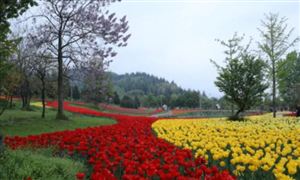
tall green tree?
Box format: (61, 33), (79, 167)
(213, 33), (246, 115)
(113, 92), (120, 105)
(133, 96), (140, 109)
(214, 54), (268, 119)
(277, 51), (300, 108)
(213, 34), (268, 119)
(72, 85), (80, 100)
(120, 95), (135, 108)
(258, 13), (299, 117)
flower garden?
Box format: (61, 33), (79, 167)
(152, 116), (300, 180)
(3, 102), (300, 179)
(4, 102), (234, 180)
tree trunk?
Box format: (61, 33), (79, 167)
(272, 60), (276, 118)
(0, 132), (3, 154)
(9, 95), (13, 108)
(0, 106), (7, 116)
(56, 31), (68, 120)
(41, 77), (46, 118)
(21, 95), (25, 108)
(0, 96), (9, 116)
(231, 108), (244, 121)
(21, 79), (31, 110)
(27, 95), (31, 110)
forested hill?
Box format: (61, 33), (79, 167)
(107, 72), (220, 109)
(108, 72), (184, 97)
(69, 70), (220, 108)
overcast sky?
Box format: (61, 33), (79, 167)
(107, 0), (300, 97)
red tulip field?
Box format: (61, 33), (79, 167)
(4, 102), (234, 180)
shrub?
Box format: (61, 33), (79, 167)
(0, 149), (86, 180)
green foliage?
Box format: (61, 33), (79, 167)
(0, 61), (13, 89)
(0, 0), (36, 60)
(0, 132), (4, 155)
(72, 85), (81, 100)
(113, 91), (120, 105)
(108, 72), (215, 108)
(214, 53), (268, 119)
(0, 105), (116, 136)
(143, 94), (160, 107)
(0, 64), (22, 115)
(277, 51), (300, 108)
(133, 96), (140, 108)
(120, 95), (138, 108)
(0, 148), (85, 180)
(0, 1), (36, 116)
(109, 72), (184, 97)
(168, 91), (200, 108)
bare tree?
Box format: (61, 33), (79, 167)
(10, 35), (35, 110)
(31, 0), (130, 120)
(81, 56), (111, 103)
(25, 33), (56, 118)
(258, 13), (299, 118)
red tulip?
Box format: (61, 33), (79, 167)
(4, 101), (235, 180)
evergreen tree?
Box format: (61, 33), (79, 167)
(134, 96), (140, 109)
(120, 95), (135, 108)
(72, 86), (80, 100)
(113, 92), (120, 105)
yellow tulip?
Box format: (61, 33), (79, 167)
(152, 115), (300, 178)
(220, 161), (226, 167)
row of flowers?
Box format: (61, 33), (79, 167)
(170, 109), (263, 117)
(283, 112), (297, 117)
(5, 101), (234, 180)
(152, 116), (300, 180)
(98, 103), (163, 115)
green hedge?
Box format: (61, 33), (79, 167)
(0, 149), (86, 180)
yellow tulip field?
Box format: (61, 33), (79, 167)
(152, 115), (300, 180)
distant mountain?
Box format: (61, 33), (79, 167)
(108, 72), (184, 98)
(108, 72), (207, 108)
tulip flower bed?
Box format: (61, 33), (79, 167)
(152, 116), (300, 180)
(30, 102), (49, 108)
(171, 109), (202, 116)
(283, 112), (297, 117)
(4, 102), (234, 180)
(98, 103), (164, 115)
(171, 109), (263, 118)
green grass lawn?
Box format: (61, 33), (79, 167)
(0, 102), (116, 179)
(0, 104), (116, 137)
(0, 148), (87, 180)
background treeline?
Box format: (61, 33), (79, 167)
(68, 71), (221, 109)
(4, 57), (299, 111)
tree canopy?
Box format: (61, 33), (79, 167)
(213, 34), (268, 119)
